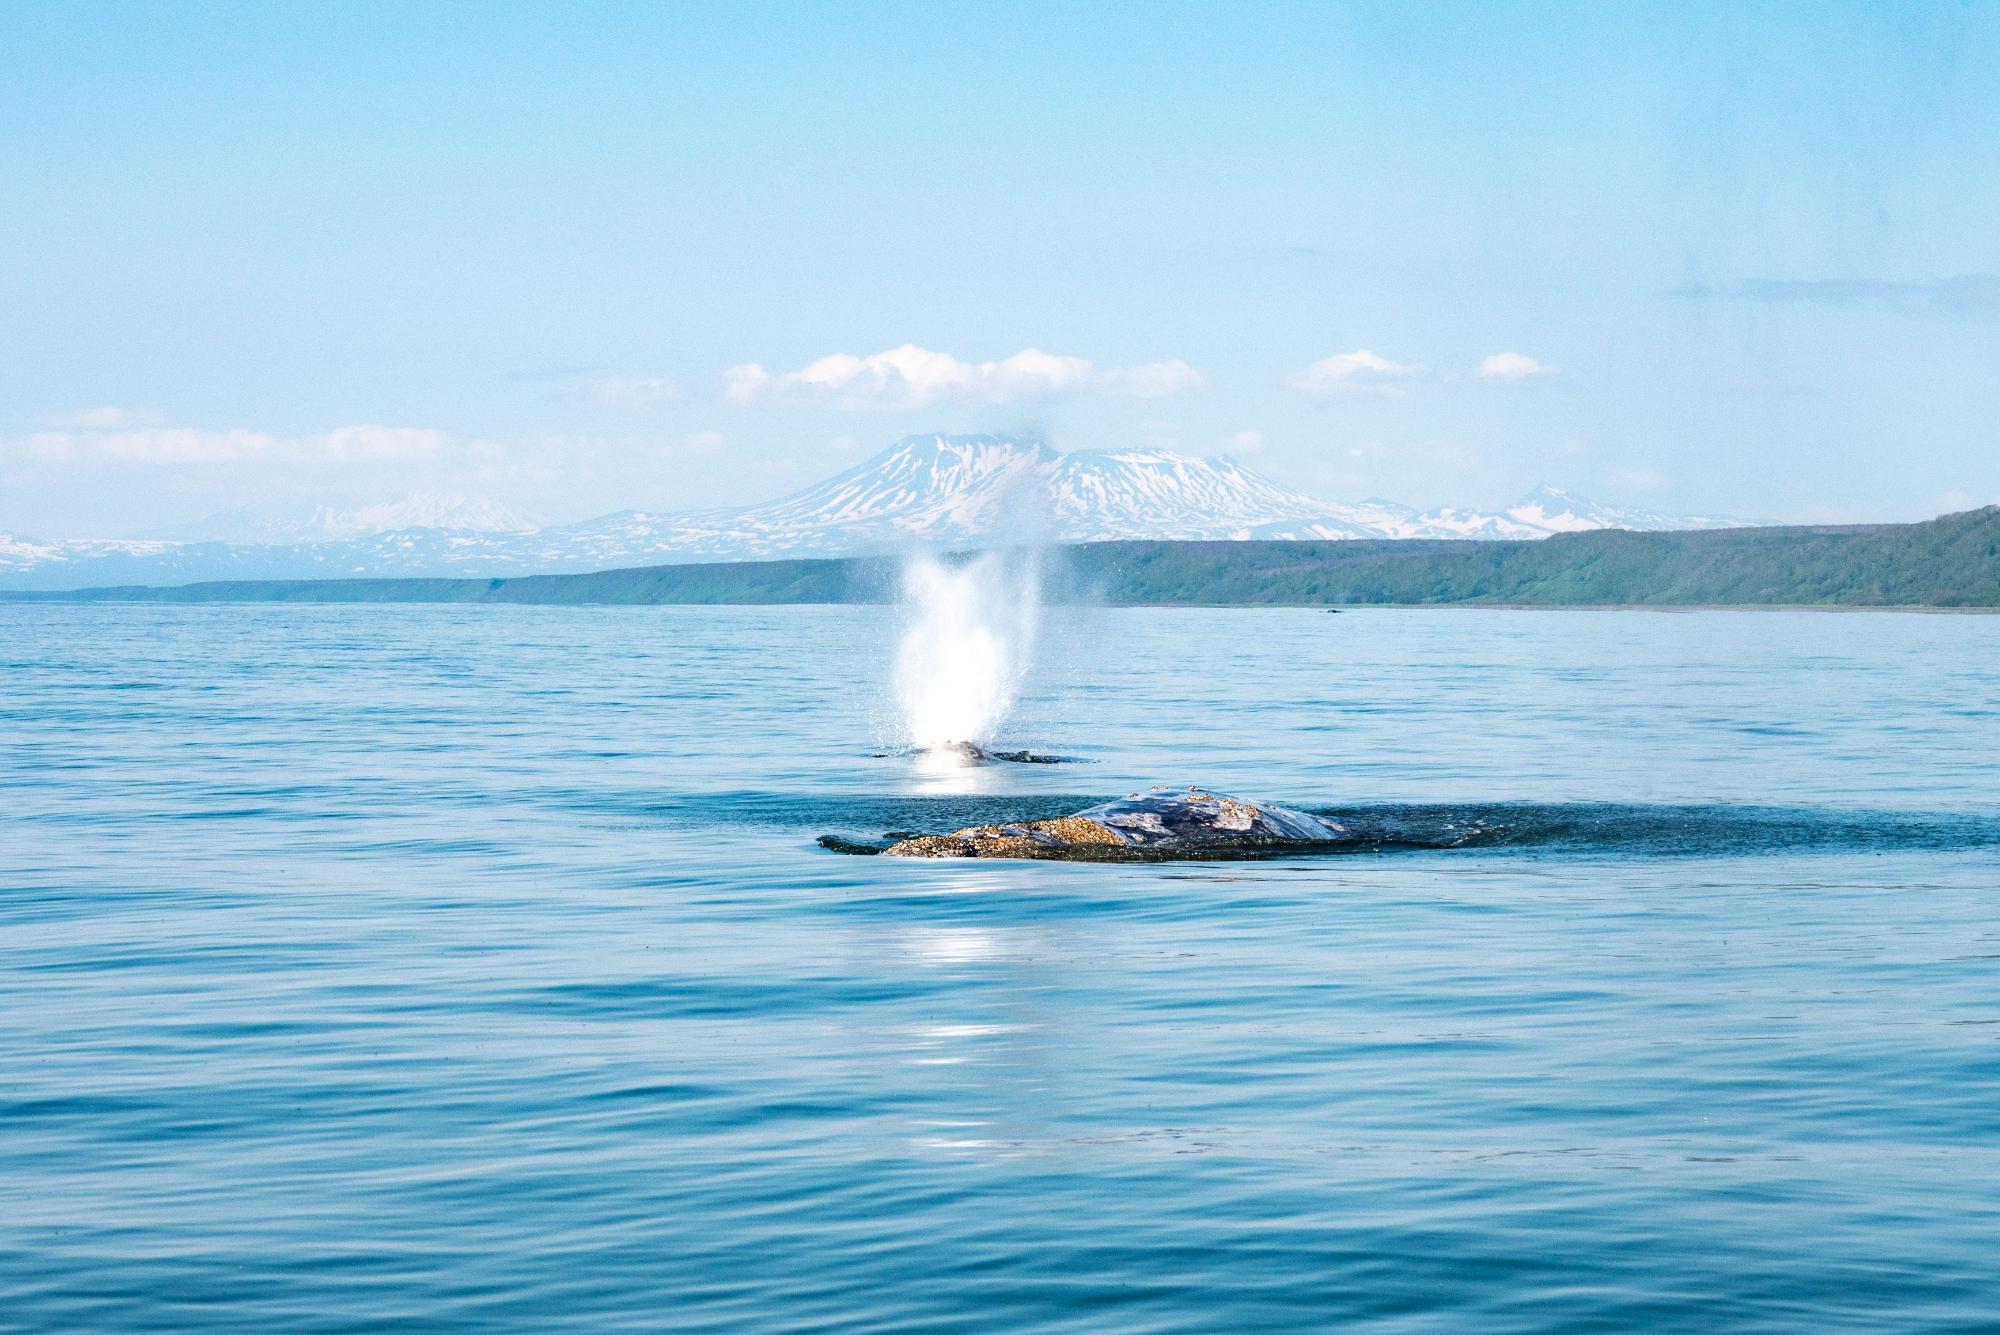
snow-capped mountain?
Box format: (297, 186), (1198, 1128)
(0, 434), (1752, 590)
(1050, 448), (1397, 540)
(1497, 484), (1743, 536)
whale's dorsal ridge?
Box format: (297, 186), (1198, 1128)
(882, 788), (1351, 861)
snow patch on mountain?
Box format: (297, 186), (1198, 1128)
(1502, 484), (1742, 534)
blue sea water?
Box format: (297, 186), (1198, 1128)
(3, 602), (1999, 1332)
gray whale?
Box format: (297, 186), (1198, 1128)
(882, 787), (1352, 860)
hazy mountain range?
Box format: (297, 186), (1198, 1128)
(140, 493), (542, 546)
(0, 434), (1750, 590)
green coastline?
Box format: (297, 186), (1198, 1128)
(7, 506), (1997, 609)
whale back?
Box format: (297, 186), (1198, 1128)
(1076, 789), (1346, 849)
(881, 788), (1348, 859)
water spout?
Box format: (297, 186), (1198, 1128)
(893, 548), (1041, 755)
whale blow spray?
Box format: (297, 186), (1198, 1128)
(894, 548), (1042, 753)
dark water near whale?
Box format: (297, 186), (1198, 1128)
(4, 603), (1999, 1332)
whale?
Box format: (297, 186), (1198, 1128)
(878, 787), (1353, 860)
(873, 742), (1072, 764)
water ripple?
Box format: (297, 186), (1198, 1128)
(4, 604), (2000, 1330)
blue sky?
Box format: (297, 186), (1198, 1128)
(3, 1), (1996, 536)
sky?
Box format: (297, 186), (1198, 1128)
(3, 0), (1997, 538)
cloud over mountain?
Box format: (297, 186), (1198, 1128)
(1291, 350), (1423, 395)
(9, 419), (448, 465)
(722, 345), (1200, 409)
(1097, 359), (1205, 397)
(1475, 352), (1558, 382)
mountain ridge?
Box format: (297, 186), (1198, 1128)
(140, 491), (542, 545)
(2, 433), (1754, 590)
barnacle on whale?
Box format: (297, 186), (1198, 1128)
(875, 787), (1351, 861)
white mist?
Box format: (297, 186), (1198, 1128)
(893, 548), (1042, 753)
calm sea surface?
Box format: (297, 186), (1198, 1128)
(4, 603), (1999, 1332)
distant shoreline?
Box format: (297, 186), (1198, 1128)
(6, 597), (1997, 615)
(3, 509), (1997, 610)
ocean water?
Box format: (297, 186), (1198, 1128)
(4, 602), (1999, 1332)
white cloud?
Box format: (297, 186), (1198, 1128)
(1098, 359), (1204, 398)
(722, 363), (773, 404)
(726, 344), (1087, 409)
(316, 426), (447, 462)
(1475, 352), (1558, 382)
(587, 374), (678, 409)
(13, 431), (97, 462)
(1218, 429), (1264, 454)
(6, 419), (449, 466)
(1610, 467), (1671, 492)
(95, 428), (278, 463)
(683, 430), (724, 453)
(723, 344), (1200, 409)
(1291, 349), (1423, 395)
(42, 406), (158, 429)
